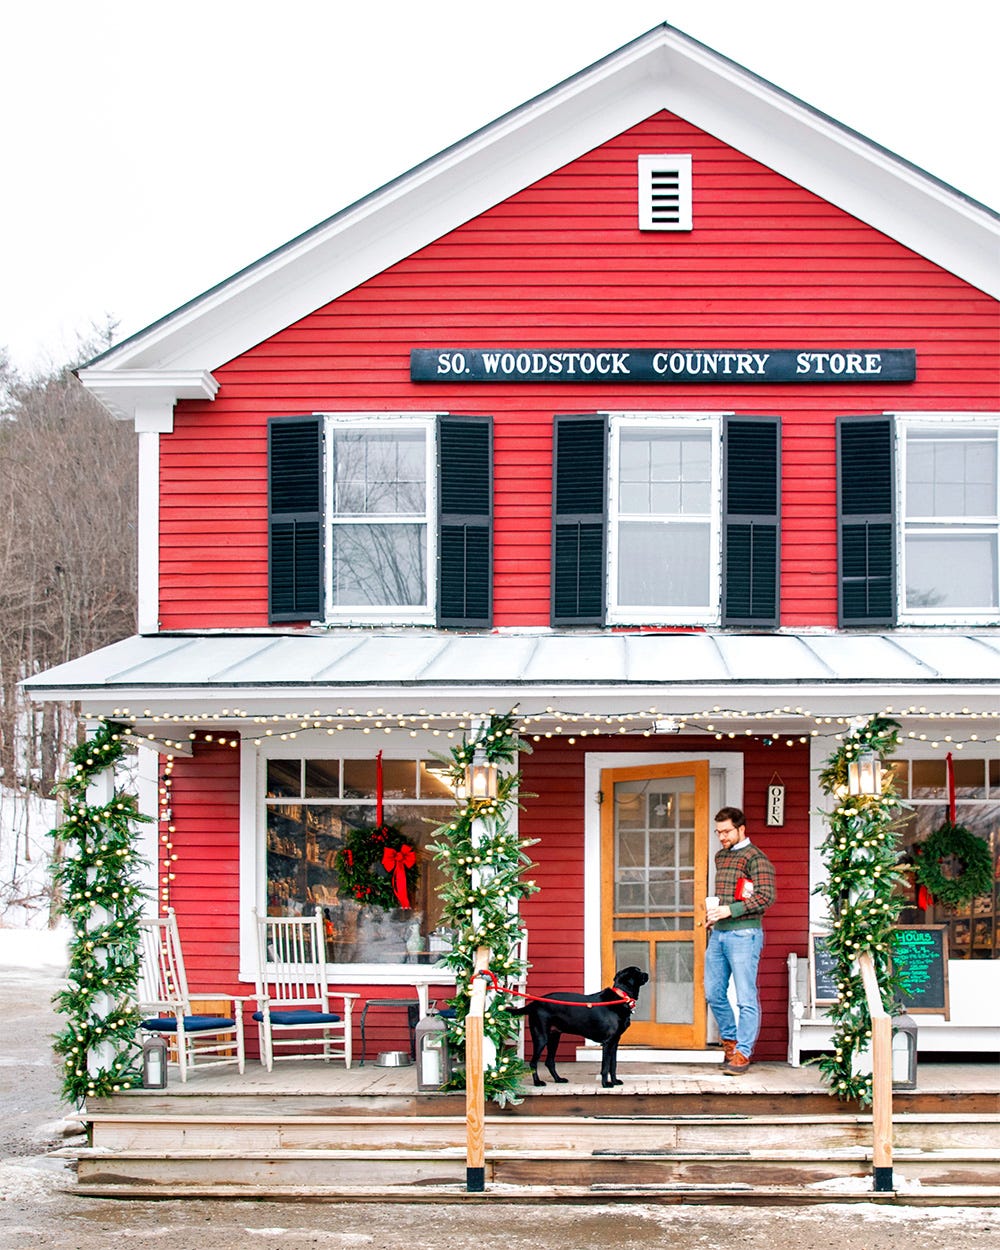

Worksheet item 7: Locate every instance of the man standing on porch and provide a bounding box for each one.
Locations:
[704,806,777,1074]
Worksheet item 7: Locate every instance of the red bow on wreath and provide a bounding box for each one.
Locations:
[382,843,416,909]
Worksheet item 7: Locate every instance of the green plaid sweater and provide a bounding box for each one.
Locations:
[712,841,777,931]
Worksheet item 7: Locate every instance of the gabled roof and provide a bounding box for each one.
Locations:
[80,22,1000,416]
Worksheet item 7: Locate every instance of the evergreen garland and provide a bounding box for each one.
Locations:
[49,721,151,1103]
[429,711,538,1107]
[815,715,906,1105]
[914,819,993,907]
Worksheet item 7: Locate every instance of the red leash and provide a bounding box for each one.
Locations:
[476,967,636,1011]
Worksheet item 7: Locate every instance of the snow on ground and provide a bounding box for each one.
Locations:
[0,784,61,931]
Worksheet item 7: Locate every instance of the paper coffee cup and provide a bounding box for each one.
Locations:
[705,896,720,909]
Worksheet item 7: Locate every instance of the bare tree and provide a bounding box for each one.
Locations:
[0,333,137,797]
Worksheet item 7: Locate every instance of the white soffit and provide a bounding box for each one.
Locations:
[83,24,1000,380]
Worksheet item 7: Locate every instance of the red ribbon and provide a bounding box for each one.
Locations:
[946,751,956,823]
[381,843,416,909]
[376,750,384,828]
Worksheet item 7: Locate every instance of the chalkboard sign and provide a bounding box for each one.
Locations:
[892,925,949,1016]
[809,933,839,1005]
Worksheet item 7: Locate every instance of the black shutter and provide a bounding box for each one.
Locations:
[437,415,492,627]
[551,414,607,625]
[837,415,896,626]
[268,415,324,622]
[723,416,781,627]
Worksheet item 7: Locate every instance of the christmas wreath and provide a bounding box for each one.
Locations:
[915,820,993,907]
[334,824,419,911]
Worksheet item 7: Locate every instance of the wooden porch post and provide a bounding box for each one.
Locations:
[465,946,490,1192]
[858,952,893,1191]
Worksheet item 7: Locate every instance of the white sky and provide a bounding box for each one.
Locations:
[2,0,998,374]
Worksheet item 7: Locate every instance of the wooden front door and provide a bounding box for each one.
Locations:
[600,761,710,1048]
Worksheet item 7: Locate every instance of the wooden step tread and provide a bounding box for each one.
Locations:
[63,1145,1000,1163]
[64,1180,1000,1207]
[82,1110,1000,1126]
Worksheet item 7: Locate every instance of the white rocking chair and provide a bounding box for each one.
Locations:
[252,907,358,1070]
[138,908,246,1082]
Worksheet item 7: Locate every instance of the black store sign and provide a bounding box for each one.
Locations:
[411,347,916,383]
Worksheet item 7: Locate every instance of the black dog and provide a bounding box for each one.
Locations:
[507,966,649,1088]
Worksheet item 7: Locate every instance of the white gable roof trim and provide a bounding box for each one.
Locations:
[79,23,1000,417]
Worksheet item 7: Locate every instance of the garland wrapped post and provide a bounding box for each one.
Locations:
[430,711,538,1106]
[815,715,906,1105]
[49,721,151,1103]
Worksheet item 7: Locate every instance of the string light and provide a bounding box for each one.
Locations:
[85,704,1000,749]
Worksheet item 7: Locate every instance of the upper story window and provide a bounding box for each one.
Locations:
[609,417,721,624]
[328,418,435,621]
[553,412,780,629]
[901,422,999,620]
[268,413,492,628]
[837,413,1000,627]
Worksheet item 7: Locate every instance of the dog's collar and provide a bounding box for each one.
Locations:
[611,986,637,1010]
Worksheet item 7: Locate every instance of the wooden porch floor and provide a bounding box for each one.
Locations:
[102,1056,999,1107]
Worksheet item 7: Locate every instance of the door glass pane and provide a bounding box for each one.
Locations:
[613,940,651,1022]
[655,940,694,1024]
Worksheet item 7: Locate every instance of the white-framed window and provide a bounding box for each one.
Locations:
[607,413,723,625]
[240,737,461,984]
[325,413,437,624]
[899,414,1000,624]
[888,751,1000,962]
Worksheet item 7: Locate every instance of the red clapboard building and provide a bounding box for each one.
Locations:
[28,23,1000,1064]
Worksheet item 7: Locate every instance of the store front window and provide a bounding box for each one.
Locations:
[889,756,1000,959]
[265,755,456,967]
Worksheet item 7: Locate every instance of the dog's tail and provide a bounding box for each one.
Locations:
[502,1004,529,1016]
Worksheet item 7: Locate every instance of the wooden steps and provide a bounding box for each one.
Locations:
[61,1062,1000,1204]
[64,1110,1000,1199]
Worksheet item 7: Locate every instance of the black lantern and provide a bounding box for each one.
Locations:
[141,1034,169,1088]
[414,1011,454,1090]
[891,1014,918,1090]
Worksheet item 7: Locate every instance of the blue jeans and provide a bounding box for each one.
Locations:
[704,927,764,1058]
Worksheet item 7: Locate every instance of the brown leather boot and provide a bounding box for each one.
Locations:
[721,1038,738,1062]
[722,1050,751,1074]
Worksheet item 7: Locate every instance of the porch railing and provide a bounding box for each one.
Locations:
[858,950,894,1192]
[465,945,490,1192]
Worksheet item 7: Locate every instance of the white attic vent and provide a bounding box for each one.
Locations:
[638,154,692,231]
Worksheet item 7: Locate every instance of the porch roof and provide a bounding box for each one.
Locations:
[23,631,1000,731]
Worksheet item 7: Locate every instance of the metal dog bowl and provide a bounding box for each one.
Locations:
[375,1050,413,1067]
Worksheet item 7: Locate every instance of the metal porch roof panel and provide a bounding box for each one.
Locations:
[21,631,1000,701]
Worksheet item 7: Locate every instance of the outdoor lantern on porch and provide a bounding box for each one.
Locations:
[847,750,882,797]
[415,1011,454,1090]
[891,1014,918,1090]
[141,1034,169,1088]
[464,749,498,801]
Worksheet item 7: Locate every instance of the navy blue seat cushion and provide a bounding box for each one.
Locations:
[251,1009,341,1025]
[141,1015,235,1032]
